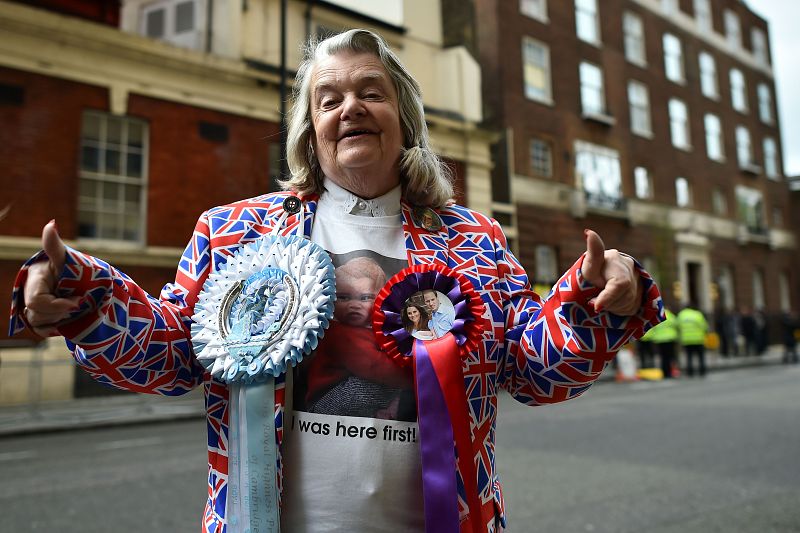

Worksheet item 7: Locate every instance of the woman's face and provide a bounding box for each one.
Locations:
[406,305,421,327]
[309,51,404,198]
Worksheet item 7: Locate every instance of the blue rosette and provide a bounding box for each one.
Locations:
[191,234,336,382]
[190,234,335,532]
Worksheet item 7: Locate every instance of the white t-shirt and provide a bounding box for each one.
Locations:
[280,180,425,532]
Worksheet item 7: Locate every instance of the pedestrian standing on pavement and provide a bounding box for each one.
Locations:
[780,310,799,364]
[10,29,664,533]
[740,306,757,356]
[646,307,679,379]
[637,330,656,369]
[677,302,709,377]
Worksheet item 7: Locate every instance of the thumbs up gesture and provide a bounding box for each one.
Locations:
[581,229,643,316]
[22,221,81,337]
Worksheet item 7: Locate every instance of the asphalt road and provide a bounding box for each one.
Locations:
[1,363,798,532]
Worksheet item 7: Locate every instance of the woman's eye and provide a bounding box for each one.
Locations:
[320,98,338,109]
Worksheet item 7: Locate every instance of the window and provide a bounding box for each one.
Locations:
[774,206,784,228]
[663,33,685,83]
[735,125,754,168]
[694,0,712,33]
[757,83,773,124]
[140,0,204,50]
[634,166,652,199]
[661,0,679,14]
[752,269,765,309]
[704,113,724,161]
[78,111,148,242]
[623,11,646,66]
[730,69,748,113]
[628,80,652,136]
[530,138,553,177]
[574,141,623,210]
[712,188,728,215]
[580,62,606,116]
[736,185,765,233]
[779,272,790,312]
[751,27,768,64]
[535,244,558,285]
[763,137,779,179]
[724,9,741,49]
[718,264,735,311]
[669,98,691,150]
[675,177,691,207]
[522,37,552,103]
[575,0,600,44]
[521,0,547,22]
[699,52,718,99]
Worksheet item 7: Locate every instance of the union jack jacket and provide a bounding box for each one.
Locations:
[10,191,663,532]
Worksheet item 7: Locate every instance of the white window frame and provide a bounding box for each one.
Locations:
[574,140,623,210]
[623,11,646,66]
[736,125,754,168]
[694,0,712,33]
[669,98,691,150]
[628,80,652,137]
[779,272,790,312]
[140,0,206,51]
[763,137,779,179]
[520,0,548,22]
[663,33,685,84]
[534,244,559,284]
[699,51,719,99]
[757,83,773,124]
[704,113,724,162]
[730,68,748,113]
[580,61,606,116]
[724,9,742,50]
[751,27,769,64]
[575,0,600,45]
[522,37,552,104]
[712,188,728,216]
[634,166,653,199]
[661,0,679,14]
[78,111,149,244]
[735,186,765,234]
[530,138,553,177]
[675,177,692,207]
[752,269,765,309]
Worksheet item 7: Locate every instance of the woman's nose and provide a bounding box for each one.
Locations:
[340,94,366,120]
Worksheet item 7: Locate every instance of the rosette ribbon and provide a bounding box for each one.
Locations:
[191,232,335,532]
[373,265,486,533]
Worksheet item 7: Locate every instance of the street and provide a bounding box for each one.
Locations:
[1,363,798,532]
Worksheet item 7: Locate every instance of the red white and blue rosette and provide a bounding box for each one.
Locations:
[373,265,486,533]
[191,234,335,533]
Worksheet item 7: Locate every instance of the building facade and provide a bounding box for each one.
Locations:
[0,0,492,403]
[457,0,796,328]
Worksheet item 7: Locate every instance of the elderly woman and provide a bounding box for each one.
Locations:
[15,29,661,533]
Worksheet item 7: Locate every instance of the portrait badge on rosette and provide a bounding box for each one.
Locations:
[373,265,487,533]
[191,217,335,533]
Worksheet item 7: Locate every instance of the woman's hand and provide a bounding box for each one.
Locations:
[581,229,644,316]
[23,221,81,337]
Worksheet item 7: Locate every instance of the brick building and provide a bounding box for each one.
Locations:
[0,0,490,402]
[447,0,796,328]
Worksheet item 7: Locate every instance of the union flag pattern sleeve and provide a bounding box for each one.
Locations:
[8,214,219,395]
[490,218,664,404]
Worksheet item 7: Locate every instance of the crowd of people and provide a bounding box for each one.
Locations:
[634,303,799,377]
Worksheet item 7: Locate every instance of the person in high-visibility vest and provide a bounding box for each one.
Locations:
[646,308,679,378]
[677,302,710,377]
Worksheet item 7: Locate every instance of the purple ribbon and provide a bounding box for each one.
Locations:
[413,339,460,533]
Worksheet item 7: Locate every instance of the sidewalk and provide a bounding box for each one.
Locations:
[600,343,789,381]
[0,346,790,437]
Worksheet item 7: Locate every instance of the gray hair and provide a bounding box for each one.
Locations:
[283,29,453,208]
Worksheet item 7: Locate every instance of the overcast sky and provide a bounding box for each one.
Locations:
[747,1,800,176]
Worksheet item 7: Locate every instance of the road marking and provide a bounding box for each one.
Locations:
[0,450,38,462]
[94,436,164,451]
